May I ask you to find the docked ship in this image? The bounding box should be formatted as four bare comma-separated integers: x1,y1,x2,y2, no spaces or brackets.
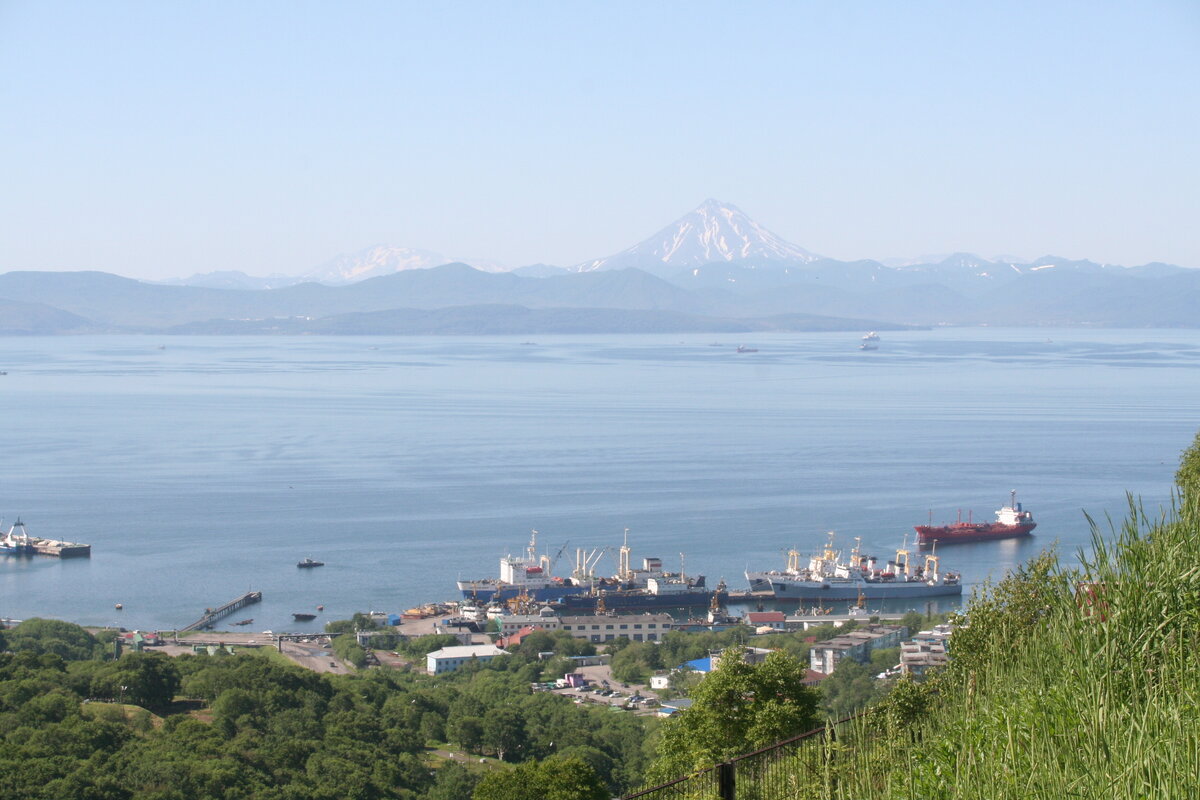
0,519,33,554
915,491,1036,544
555,578,723,612
457,530,591,604
458,529,718,609
557,531,721,610
0,519,90,557
745,533,961,600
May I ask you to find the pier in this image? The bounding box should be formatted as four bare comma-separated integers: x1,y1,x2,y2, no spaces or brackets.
180,591,263,632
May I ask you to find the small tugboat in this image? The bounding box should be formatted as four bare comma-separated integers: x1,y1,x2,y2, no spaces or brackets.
297,557,324,568
292,612,317,621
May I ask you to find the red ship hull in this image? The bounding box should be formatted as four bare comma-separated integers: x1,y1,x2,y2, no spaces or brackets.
915,521,1036,544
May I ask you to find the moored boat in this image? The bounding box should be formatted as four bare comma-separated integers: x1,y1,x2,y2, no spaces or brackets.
292,613,317,621
746,532,961,601
0,519,90,557
0,519,34,554
457,530,591,604
915,490,1036,544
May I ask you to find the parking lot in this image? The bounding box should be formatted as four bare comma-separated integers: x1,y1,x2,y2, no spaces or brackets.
538,662,661,713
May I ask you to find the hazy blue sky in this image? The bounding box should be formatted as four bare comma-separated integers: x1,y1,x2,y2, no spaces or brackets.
2,1,1197,279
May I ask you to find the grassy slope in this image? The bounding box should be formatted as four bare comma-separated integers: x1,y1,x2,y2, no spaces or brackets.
832,495,1200,800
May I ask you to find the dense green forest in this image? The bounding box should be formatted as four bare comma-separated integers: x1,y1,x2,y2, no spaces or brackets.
0,625,646,799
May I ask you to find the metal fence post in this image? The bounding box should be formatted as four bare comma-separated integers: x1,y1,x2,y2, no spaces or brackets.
717,761,735,800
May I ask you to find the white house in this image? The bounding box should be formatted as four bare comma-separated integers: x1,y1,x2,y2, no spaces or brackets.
426,644,508,675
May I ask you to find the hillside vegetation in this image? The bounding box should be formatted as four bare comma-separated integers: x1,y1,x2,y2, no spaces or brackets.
798,437,1200,799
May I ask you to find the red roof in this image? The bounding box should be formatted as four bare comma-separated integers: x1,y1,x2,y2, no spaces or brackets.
747,611,786,623
497,625,542,648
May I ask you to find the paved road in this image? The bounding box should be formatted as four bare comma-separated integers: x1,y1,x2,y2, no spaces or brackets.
279,639,349,674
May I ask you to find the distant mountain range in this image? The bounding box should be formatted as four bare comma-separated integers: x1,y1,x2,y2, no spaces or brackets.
1,200,1195,334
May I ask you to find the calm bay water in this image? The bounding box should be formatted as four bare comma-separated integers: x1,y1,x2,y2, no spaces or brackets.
1,329,1198,631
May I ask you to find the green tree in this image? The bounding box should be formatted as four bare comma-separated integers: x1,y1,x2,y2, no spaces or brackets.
482,706,527,761
819,658,880,718
427,762,480,800
91,652,181,709
420,710,446,743
447,714,484,753
6,619,98,661
472,756,607,800
900,610,926,635
648,647,819,780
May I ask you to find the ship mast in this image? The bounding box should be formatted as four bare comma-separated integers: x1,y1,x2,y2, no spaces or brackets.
618,528,632,582
786,547,800,573
895,534,911,578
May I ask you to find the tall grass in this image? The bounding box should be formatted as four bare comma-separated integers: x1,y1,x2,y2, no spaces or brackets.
820,494,1200,799
626,490,1199,800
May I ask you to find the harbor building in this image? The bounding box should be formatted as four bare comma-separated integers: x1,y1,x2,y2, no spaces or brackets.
808,624,906,674
426,644,508,675
557,613,673,642
497,608,561,636
495,610,673,642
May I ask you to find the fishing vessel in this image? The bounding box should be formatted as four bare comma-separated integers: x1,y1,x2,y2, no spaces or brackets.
457,529,715,607
915,490,1036,544
0,519,90,557
556,531,722,609
746,533,961,600
556,578,725,611
297,557,324,568
457,530,590,604
0,519,33,554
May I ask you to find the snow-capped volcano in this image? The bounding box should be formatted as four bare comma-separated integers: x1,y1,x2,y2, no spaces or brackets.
300,245,507,285
574,199,820,275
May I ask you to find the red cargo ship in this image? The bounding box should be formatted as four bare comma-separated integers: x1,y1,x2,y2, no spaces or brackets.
915,490,1036,544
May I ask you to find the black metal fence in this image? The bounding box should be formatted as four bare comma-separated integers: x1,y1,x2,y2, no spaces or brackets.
622,713,882,800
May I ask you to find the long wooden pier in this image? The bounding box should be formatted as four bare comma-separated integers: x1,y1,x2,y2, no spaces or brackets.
180,591,263,632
